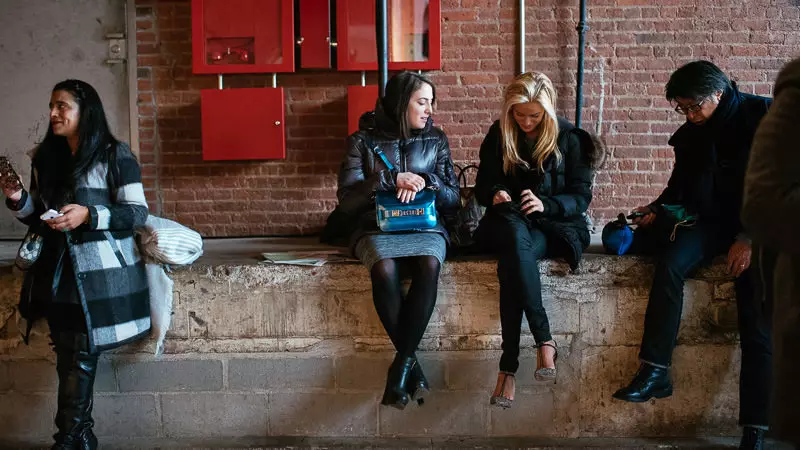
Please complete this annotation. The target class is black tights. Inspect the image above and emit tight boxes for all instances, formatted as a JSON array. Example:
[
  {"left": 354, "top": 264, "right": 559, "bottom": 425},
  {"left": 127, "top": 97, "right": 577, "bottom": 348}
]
[{"left": 370, "top": 256, "right": 441, "bottom": 357}]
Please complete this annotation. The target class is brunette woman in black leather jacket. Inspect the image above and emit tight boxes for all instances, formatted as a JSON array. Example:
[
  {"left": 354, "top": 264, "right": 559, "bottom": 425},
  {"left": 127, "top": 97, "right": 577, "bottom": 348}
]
[{"left": 323, "top": 72, "right": 459, "bottom": 409}]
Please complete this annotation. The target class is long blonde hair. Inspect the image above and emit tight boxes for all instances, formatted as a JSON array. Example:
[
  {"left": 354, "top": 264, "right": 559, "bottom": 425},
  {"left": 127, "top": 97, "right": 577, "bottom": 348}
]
[{"left": 499, "top": 72, "right": 561, "bottom": 174}]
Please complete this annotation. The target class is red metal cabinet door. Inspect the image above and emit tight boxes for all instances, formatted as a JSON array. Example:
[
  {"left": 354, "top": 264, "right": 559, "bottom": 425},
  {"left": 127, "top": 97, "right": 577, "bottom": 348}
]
[
  {"left": 192, "top": 0, "right": 295, "bottom": 74},
  {"left": 347, "top": 85, "right": 379, "bottom": 135},
  {"left": 201, "top": 88, "right": 286, "bottom": 160},
  {"left": 336, "top": 0, "right": 441, "bottom": 71},
  {"left": 298, "top": 0, "right": 332, "bottom": 69}
]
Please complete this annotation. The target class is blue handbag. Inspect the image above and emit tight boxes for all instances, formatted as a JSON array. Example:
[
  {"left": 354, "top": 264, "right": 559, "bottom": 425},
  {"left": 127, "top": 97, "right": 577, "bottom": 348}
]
[{"left": 371, "top": 144, "right": 438, "bottom": 232}]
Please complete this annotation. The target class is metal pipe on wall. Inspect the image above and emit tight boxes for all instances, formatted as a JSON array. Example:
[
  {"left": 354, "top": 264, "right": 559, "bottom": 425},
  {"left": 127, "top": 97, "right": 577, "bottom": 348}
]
[
  {"left": 575, "top": 0, "right": 587, "bottom": 128},
  {"left": 518, "top": 0, "right": 525, "bottom": 74},
  {"left": 376, "top": 0, "right": 389, "bottom": 98}
]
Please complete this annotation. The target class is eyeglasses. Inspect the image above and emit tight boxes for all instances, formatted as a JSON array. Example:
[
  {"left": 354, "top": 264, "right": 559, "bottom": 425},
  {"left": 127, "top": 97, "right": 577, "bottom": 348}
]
[{"left": 673, "top": 98, "right": 707, "bottom": 115}]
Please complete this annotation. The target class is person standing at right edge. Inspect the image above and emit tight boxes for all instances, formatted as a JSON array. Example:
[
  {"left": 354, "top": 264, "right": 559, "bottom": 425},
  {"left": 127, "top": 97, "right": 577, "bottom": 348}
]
[
  {"left": 741, "top": 57, "right": 800, "bottom": 449},
  {"left": 611, "top": 61, "right": 774, "bottom": 450},
  {"left": 473, "top": 72, "right": 597, "bottom": 409}
]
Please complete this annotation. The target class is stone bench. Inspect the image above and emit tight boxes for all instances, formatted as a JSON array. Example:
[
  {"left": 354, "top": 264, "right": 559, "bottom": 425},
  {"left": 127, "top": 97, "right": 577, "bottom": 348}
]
[{"left": 0, "top": 241, "right": 743, "bottom": 446}]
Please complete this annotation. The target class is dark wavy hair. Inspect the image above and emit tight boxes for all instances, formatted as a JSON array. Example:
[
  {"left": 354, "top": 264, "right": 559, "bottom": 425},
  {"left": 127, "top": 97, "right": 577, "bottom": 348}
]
[
  {"left": 380, "top": 71, "right": 436, "bottom": 139},
  {"left": 665, "top": 60, "right": 732, "bottom": 102},
  {"left": 34, "top": 79, "right": 118, "bottom": 206}
]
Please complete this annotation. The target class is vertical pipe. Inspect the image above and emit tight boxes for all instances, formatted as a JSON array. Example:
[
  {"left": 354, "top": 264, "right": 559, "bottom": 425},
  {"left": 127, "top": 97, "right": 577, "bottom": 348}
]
[
  {"left": 575, "top": 0, "right": 587, "bottom": 128},
  {"left": 519, "top": 0, "right": 525, "bottom": 75},
  {"left": 376, "top": 0, "right": 389, "bottom": 97},
  {"left": 126, "top": 0, "right": 140, "bottom": 157},
  {"left": 218, "top": 74, "right": 223, "bottom": 90}
]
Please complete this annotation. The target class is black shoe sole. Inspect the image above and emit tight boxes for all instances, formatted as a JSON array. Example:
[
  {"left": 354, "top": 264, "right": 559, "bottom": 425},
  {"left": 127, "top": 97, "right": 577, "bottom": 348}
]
[{"left": 612, "top": 386, "right": 673, "bottom": 403}]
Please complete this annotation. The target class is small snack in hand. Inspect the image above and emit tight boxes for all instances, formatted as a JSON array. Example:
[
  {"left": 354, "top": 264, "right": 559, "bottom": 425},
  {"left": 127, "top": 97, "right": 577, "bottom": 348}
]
[{"left": 0, "top": 156, "right": 23, "bottom": 192}]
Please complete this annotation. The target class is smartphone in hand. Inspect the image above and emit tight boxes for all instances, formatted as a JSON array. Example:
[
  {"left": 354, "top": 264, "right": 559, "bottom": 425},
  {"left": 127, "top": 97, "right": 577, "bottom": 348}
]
[
  {"left": 626, "top": 211, "right": 647, "bottom": 220},
  {"left": 40, "top": 209, "right": 64, "bottom": 220},
  {"left": 0, "top": 156, "right": 23, "bottom": 192}
]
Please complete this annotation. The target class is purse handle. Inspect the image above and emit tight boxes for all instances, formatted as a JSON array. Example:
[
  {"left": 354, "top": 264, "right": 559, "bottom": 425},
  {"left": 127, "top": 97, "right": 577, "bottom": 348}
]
[{"left": 455, "top": 164, "right": 479, "bottom": 189}]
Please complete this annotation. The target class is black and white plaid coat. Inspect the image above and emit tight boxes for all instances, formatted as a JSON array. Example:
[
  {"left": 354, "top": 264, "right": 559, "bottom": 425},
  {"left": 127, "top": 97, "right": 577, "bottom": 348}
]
[{"left": 11, "top": 143, "right": 150, "bottom": 352}]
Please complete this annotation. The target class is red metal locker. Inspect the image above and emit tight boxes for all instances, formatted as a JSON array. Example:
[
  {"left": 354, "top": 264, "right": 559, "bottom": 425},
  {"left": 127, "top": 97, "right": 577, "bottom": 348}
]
[
  {"left": 201, "top": 88, "right": 286, "bottom": 160},
  {"left": 192, "top": 0, "right": 295, "bottom": 74},
  {"left": 298, "top": 0, "right": 332, "bottom": 69},
  {"left": 336, "top": 0, "right": 441, "bottom": 71},
  {"left": 347, "top": 85, "right": 379, "bottom": 135}
]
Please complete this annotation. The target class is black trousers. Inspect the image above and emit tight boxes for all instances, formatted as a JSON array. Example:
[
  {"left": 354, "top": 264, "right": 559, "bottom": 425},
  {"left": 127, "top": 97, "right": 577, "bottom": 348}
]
[
  {"left": 481, "top": 211, "right": 553, "bottom": 373},
  {"left": 634, "top": 221, "right": 773, "bottom": 427}
]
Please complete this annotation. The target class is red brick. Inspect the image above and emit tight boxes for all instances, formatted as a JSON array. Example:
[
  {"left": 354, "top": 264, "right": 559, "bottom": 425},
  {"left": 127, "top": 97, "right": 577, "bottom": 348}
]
[{"left": 133, "top": 0, "right": 800, "bottom": 233}]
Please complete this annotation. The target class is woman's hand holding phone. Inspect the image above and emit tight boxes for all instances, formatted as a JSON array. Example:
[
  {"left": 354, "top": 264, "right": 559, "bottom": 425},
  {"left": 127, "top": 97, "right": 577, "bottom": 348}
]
[{"left": 0, "top": 157, "right": 23, "bottom": 201}]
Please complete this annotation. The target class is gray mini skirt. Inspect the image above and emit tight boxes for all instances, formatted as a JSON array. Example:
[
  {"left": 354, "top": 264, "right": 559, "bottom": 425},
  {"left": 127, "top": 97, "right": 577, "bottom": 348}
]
[{"left": 354, "top": 232, "right": 447, "bottom": 270}]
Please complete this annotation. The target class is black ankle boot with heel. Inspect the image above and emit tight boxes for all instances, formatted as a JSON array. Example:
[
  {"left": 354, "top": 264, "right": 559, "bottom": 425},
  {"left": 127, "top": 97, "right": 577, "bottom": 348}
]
[
  {"left": 406, "top": 356, "right": 429, "bottom": 405},
  {"left": 380, "top": 354, "right": 416, "bottom": 410}
]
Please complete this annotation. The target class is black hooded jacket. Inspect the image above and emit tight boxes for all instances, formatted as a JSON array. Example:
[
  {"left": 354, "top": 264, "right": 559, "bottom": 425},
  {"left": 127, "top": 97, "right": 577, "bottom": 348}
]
[
  {"left": 321, "top": 107, "right": 460, "bottom": 249},
  {"left": 474, "top": 117, "right": 599, "bottom": 269}
]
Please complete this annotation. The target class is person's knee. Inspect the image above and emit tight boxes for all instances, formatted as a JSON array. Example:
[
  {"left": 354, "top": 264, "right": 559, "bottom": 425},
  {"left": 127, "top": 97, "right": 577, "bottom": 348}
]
[
  {"left": 411, "top": 255, "right": 441, "bottom": 282},
  {"left": 654, "top": 253, "right": 692, "bottom": 281},
  {"left": 418, "top": 255, "right": 440, "bottom": 272},
  {"left": 371, "top": 259, "right": 398, "bottom": 283},
  {"left": 491, "top": 216, "right": 532, "bottom": 248}
]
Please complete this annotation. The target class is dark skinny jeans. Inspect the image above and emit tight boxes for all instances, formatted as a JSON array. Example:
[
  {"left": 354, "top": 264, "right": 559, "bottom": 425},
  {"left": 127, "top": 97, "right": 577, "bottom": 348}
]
[
  {"left": 481, "top": 211, "right": 553, "bottom": 373},
  {"left": 633, "top": 220, "right": 772, "bottom": 428}
]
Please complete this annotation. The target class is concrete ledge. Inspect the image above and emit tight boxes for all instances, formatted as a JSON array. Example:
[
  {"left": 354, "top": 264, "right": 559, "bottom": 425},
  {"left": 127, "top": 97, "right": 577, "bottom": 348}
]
[{"left": 0, "top": 248, "right": 744, "bottom": 443}]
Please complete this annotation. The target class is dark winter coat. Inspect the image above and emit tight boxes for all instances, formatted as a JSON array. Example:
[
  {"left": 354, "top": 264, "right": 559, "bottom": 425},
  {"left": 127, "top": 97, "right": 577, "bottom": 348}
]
[
  {"left": 653, "top": 83, "right": 771, "bottom": 238},
  {"left": 8, "top": 143, "right": 150, "bottom": 353},
  {"left": 474, "top": 118, "right": 598, "bottom": 269},
  {"left": 321, "top": 108, "right": 460, "bottom": 250},
  {"left": 742, "top": 57, "right": 800, "bottom": 447}
]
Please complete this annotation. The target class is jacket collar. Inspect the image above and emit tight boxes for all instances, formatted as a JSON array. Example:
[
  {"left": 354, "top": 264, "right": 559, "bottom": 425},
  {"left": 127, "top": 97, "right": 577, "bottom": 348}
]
[{"left": 669, "top": 82, "right": 743, "bottom": 147}]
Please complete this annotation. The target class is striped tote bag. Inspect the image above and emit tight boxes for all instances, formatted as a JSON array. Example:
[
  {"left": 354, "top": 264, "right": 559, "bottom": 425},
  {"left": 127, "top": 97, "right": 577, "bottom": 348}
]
[{"left": 136, "top": 215, "right": 204, "bottom": 265}]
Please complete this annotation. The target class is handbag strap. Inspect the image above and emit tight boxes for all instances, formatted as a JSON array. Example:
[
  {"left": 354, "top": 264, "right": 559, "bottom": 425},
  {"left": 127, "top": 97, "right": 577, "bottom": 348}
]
[
  {"left": 374, "top": 147, "right": 396, "bottom": 171},
  {"left": 364, "top": 136, "right": 397, "bottom": 172}
]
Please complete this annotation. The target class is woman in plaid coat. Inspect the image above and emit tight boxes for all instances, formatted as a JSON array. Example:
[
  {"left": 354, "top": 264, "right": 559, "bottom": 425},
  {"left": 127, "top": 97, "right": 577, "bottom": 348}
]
[{"left": 3, "top": 79, "right": 150, "bottom": 449}]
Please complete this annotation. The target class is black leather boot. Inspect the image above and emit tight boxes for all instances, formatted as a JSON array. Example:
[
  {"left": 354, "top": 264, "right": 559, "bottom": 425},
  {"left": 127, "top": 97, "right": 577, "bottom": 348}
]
[
  {"left": 51, "top": 332, "right": 99, "bottom": 450},
  {"left": 739, "top": 426, "right": 765, "bottom": 450},
  {"left": 380, "top": 354, "right": 415, "bottom": 410},
  {"left": 406, "top": 356, "right": 429, "bottom": 405},
  {"left": 612, "top": 363, "right": 673, "bottom": 403}
]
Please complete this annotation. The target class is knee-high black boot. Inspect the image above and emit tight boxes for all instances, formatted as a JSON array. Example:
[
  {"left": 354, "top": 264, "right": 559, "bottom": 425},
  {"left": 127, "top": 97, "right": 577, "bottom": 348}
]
[{"left": 51, "top": 331, "right": 99, "bottom": 450}]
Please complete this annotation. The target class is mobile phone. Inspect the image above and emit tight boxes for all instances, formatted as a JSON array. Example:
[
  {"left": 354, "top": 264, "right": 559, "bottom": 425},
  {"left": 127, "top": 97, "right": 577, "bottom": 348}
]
[
  {"left": 0, "top": 156, "right": 23, "bottom": 192},
  {"left": 40, "top": 209, "right": 63, "bottom": 220},
  {"left": 626, "top": 211, "right": 647, "bottom": 220}
]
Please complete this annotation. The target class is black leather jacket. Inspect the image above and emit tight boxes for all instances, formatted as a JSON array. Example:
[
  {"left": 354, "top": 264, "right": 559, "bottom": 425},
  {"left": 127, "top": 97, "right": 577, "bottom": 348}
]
[{"left": 322, "top": 109, "right": 460, "bottom": 249}]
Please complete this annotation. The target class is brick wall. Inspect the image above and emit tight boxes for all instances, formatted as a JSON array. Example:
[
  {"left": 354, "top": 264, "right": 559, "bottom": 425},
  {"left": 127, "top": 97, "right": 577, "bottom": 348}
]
[{"left": 135, "top": 0, "right": 800, "bottom": 236}]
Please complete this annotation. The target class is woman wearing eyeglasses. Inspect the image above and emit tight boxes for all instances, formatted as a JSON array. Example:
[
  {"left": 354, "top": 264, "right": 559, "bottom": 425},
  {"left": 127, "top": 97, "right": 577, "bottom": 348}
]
[{"left": 612, "top": 60, "right": 774, "bottom": 450}]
